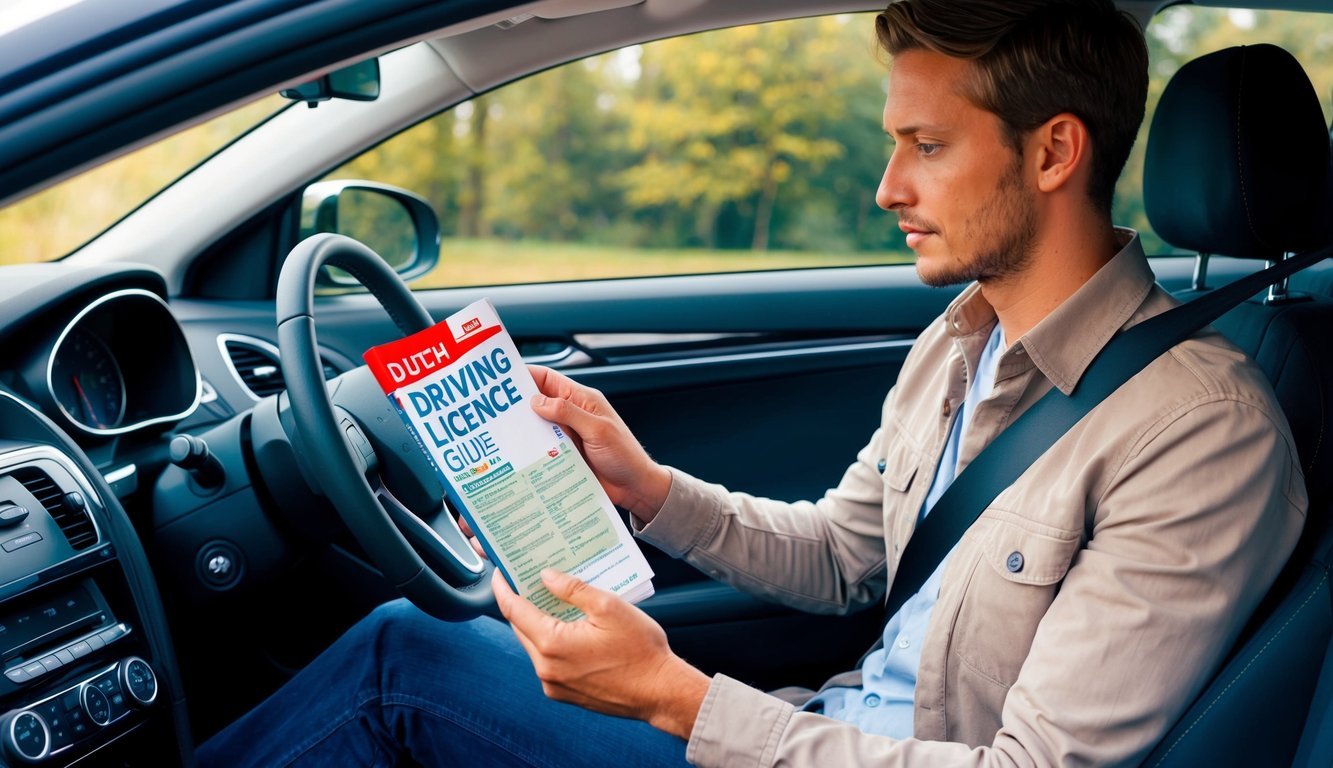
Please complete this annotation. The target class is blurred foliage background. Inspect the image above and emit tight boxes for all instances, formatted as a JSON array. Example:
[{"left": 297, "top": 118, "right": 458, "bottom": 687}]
[{"left": 2, "top": 7, "right": 1332, "bottom": 287}]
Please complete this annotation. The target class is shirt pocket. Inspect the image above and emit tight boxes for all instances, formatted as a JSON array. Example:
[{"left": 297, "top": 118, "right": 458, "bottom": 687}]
[
  {"left": 948, "top": 514, "right": 1081, "bottom": 688},
  {"left": 879, "top": 438, "right": 920, "bottom": 493}
]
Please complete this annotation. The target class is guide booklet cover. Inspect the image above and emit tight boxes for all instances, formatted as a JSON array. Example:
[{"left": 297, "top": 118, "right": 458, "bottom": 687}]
[{"left": 363, "top": 298, "right": 654, "bottom": 620}]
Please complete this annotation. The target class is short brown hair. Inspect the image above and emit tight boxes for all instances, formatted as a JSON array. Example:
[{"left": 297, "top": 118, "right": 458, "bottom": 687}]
[{"left": 876, "top": 0, "right": 1148, "bottom": 214}]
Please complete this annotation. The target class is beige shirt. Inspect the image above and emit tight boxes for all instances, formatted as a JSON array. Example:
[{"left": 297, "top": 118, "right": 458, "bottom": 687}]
[{"left": 635, "top": 231, "right": 1306, "bottom": 767}]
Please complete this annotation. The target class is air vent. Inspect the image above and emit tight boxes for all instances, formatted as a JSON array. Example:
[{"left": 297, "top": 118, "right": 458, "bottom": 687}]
[
  {"left": 219, "top": 335, "right": 339, "bottom": 400},
  {"left": 10, "top": 466, "right": 97, "bottom": 551}
]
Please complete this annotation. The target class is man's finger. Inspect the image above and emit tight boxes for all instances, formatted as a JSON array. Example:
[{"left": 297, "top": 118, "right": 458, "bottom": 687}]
[{"left": 493, "top": 569, "right": 560, "bottom": 639}]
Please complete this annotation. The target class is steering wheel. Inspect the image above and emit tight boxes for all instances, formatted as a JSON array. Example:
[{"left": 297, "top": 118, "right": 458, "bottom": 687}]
[{"left": 275, "top": 233, "right": 493, "bottom": 620}]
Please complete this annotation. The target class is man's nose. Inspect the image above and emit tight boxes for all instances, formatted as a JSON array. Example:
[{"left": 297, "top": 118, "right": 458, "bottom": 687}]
[{"left": 876, "top": 154, "right": 912, "bottom": 211}]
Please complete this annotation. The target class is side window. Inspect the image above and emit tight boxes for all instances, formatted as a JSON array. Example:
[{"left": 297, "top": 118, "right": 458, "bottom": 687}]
[
  {"left": 325, "top": 15, "right": 906, "bottom": 289},
  {"left": 1120, "top": 6, "right": 1333, "bottom": 256}
]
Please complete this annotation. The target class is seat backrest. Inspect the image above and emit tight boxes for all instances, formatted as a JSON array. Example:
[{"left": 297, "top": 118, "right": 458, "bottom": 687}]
[{"left": 1138, "top": 44, "right": 1333, "bottom": 767}]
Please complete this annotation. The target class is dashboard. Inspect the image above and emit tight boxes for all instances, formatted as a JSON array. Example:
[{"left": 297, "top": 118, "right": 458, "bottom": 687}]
[{"left": 0, "top": 262, "right": 361, "bottom": 765}]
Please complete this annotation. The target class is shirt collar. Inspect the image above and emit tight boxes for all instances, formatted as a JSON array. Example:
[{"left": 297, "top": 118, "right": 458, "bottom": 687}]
[{"left": 941, "top": 228, "right": 1154, "bottom": 395}]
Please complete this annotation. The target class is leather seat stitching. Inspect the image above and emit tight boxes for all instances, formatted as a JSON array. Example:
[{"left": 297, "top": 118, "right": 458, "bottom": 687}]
[{"left": 1148, "top": 569, "right": 1328, "bottom": 765}]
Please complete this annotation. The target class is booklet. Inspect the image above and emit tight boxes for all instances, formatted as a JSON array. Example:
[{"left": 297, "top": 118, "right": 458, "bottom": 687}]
[{"left": 363, "top": 298, "right": 654, "bottom": 620}]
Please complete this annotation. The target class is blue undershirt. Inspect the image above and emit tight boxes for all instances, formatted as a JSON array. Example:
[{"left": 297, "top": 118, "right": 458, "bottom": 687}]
[{"left": 804, "top": 322, "right": 1005, "bottom": 738}]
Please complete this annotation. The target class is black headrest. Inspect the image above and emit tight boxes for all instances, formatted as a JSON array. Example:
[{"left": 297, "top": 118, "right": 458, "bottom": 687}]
[{"left": 1144, "top": 44, "right": 1329, "bottom": 259}]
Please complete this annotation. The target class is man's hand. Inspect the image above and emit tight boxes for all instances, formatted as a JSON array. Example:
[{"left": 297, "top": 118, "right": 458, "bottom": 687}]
[
  {"left": 493, "top": 568, "right": 710, "bottom": 740},
  {"left": 529, "top": 365, "right": 672, "bottom": 524}
]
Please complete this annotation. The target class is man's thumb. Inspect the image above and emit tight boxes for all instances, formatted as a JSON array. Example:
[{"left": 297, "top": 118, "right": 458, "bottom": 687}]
[{"left": 541, "top": 568, "right": 598, "bottom": 609}]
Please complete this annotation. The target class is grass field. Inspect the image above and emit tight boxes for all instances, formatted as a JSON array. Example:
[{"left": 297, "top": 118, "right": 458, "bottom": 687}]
[{"left": 407, "top": 238, "right": 915, "bottom": 289}]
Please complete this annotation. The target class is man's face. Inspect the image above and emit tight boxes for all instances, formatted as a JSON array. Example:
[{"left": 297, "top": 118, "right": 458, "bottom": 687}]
[{"left": 877, "top": 49, "right": 1037, "bottom": 288}]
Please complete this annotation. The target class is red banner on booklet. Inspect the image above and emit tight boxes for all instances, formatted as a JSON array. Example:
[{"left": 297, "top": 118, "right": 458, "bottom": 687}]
[{"left": 363, "top": 320, "right": 503, "bottom": 393}]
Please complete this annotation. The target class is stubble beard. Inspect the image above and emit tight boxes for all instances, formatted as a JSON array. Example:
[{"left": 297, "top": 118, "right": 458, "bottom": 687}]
[{"left": 915, "top": 158, "right": 1038, "bottom": 288}]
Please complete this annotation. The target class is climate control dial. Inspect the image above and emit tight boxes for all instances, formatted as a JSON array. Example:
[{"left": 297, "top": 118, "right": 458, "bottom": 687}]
[
  {"left": 5, "top": 710, "right": 49, "bottom": 762},
  {"left": 118, "top": 657, "right": 156, "bottom": 708},
  {"left": 80, "top": 682, "right": 111, "bottom": 727}
]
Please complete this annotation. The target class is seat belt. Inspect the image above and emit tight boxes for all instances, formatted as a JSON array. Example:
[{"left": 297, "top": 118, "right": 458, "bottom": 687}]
[{"left": 882, "top": 246, "right": 1332, "bottom": 620}]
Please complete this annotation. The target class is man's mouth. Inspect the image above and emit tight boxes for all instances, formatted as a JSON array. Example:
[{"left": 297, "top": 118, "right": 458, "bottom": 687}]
[{"left": 899, "top": 222, "right": 934, "bottom": 249}]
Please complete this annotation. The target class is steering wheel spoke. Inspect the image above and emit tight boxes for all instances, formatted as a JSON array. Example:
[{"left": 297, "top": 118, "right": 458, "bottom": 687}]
[
  {"left": 276, "top": 233, "right": 494, "bottom": 621},
  {"left": 373, "top": 479, "right": 487, "bottom": 582}
]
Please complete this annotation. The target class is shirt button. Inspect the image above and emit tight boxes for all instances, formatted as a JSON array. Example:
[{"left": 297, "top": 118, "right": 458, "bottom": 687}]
[
  {"left": 864, "top": 693, "right": 881, "bottom": 708},
  {"left": 876, "top": 459, "right": 887, "bottom": 473},
  {"left": 1006, "top": 551, "right": 1025, "bottom": 573},
  {"left": 896, "top": 638, "right": 910, "bottom": 649},
  {"left": 942, "top": 401, "right": 951, "bottom": 418}
]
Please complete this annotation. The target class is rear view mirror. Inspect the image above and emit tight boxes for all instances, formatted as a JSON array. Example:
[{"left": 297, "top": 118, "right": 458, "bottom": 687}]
[
  {"left": 280, "top": 58, "right": 380, "bottom": 107},
  {"left": 299, "top": 181, "right": 440, "bottom": 287}
]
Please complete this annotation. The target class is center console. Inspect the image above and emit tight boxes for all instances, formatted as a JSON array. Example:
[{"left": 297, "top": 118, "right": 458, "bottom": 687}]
[{"left": 0, "top": 444, "right": 172, "bottom": 765}]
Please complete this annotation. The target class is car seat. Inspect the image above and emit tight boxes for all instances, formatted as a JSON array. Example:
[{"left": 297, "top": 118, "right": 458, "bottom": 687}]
[{"left": 1139, "top": 44, "right": 1333, "bottom": 767}]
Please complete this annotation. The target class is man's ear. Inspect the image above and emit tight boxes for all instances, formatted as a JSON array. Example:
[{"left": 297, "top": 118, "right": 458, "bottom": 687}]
[{"left": 1030, "top": 112, "right": 1090, "bottom": 194}]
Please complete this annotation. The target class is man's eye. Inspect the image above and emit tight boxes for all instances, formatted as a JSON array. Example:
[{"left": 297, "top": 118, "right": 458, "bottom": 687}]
[{"left": 917, "top": 143, "right": 941, "bottom": 157}]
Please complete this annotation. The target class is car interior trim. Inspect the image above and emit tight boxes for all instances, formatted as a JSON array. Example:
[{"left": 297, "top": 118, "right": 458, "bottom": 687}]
[
  {"left": 575, "top": 337, "right": 916, "bottom": 377},
  {"left": 102, "top": 464, "right": 136, "bottom": 487}
]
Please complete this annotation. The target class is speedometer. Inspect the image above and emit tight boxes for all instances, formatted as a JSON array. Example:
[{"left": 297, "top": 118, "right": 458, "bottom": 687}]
[{"left": 49, "top": 329, "right": 127, "bottom": 430}]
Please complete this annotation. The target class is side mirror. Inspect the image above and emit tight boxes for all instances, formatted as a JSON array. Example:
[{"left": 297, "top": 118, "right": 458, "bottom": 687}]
[
  {"left": 280, "top": 58, "right": 380, "bottom": 107},
  {"left": 299, "top": 181, "right": 440, "bottom": 287}
]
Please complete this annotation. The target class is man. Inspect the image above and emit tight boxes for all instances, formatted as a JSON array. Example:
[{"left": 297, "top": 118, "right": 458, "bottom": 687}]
[{"left": 199, "top": 1, "right": 1305, "bottom": 765}]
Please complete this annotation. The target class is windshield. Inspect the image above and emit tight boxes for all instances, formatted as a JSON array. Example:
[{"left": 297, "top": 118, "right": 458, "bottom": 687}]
[{"left": 0, "top": 94, "right": 287, "bottom": 266}]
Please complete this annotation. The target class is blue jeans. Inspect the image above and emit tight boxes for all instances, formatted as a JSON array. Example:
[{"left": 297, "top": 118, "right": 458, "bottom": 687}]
[{"left": 196, "top": 599, "right": 689, "bottom": 767}]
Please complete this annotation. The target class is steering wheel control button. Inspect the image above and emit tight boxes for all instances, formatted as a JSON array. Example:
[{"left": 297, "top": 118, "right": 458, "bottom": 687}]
[
  {"left": 82, "top": 683, "right": 111, "bottom": 726},
  {"left": 342, "top": 420, "right": 376, "bottom": 461},
  {"left": 120, "top": 658, "right": 157, "bottom": 707},
  {"left": 196, "top": 540, "right": 244, "bottom": 590},
  {"left": 2, "top": 532, "right": 42, "bottom": 552},
  {"left": 0, "top": 504, "right": 29, "bottom": 528},
  {"left": 8, "top": 710, "right": 49, "bottom": 762},
  {"left": 1006, "top": 551, "right": 1025, "bottom": 573}
]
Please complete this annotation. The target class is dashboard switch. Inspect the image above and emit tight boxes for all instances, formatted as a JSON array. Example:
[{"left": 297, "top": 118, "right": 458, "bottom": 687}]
[
  {"left": 196, "top": 540, "right": 244, "bottom": 590},
  {"left": 168, "top": 434, "right": 225, "bottom": 490},
  {"left": 0, "top": 505, "right": 28, "bottom": 527},
  {"left": 1, "top": 532, "right": 42, "bottom": 552}
]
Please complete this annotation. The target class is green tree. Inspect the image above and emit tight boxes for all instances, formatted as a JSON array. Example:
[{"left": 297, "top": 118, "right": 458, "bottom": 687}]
[{"left": 620, "top": 18, "right": 867, "bottom": 250}]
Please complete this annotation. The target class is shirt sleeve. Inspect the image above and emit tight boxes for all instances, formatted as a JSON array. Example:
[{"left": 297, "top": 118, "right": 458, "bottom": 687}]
[{"left": 683, "top": 396, "right": 1305, "bottom": 767}]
